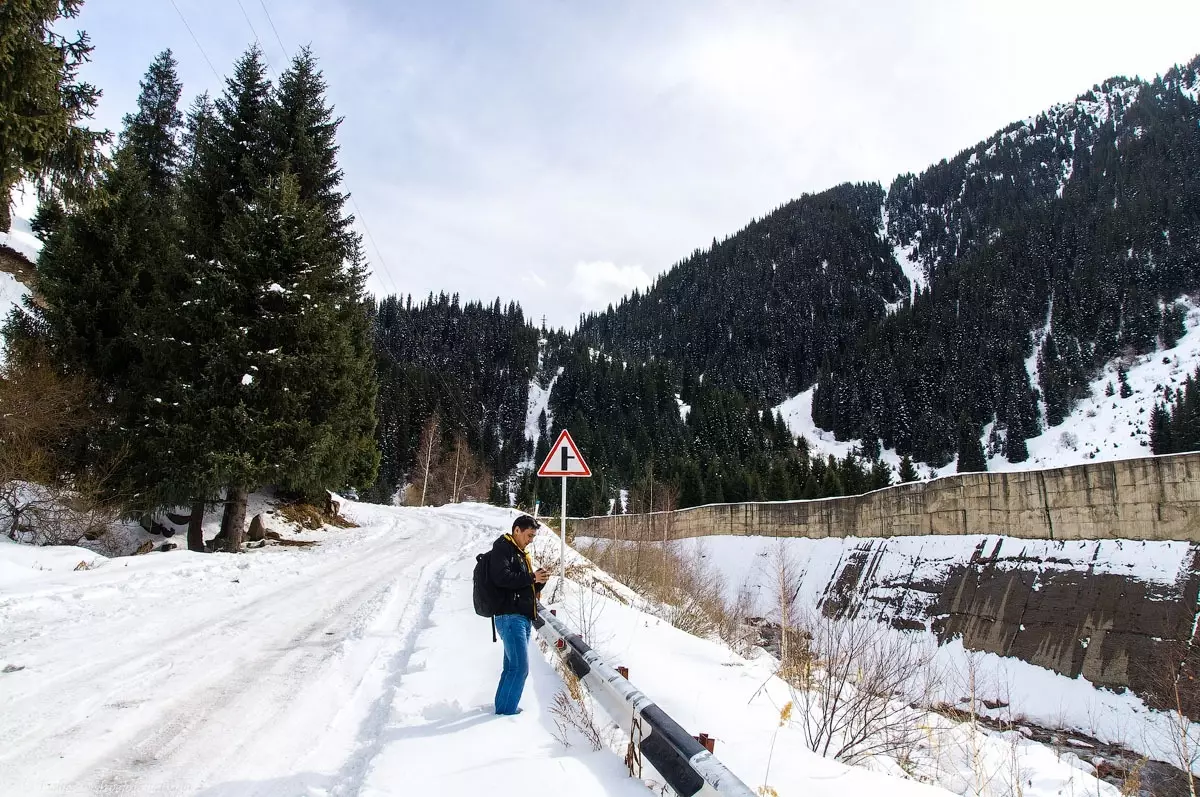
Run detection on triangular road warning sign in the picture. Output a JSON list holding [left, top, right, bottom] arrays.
[[538, 429, 592, 477]]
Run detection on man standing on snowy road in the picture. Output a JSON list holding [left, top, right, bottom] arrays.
[[489, 515, 549, 715]]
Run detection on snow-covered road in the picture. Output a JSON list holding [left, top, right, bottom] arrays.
[[0, 505, 463, 794]]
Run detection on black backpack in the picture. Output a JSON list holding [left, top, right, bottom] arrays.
[[472, 550, 505, 618]]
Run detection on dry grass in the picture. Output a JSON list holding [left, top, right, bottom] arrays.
[[277, 501, 356, 530], [548, 659, 605, 751], [575, 536, 754, 652]]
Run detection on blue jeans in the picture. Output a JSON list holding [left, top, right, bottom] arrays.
[[494, 613, 532, 715]]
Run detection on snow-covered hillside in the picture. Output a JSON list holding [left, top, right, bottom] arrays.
[[0, 188, 39, 333], [776, 296, 1200, 477]]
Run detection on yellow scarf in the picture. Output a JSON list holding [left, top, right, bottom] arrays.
[[505, 534, 538, 617]]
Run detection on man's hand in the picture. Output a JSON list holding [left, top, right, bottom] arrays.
[[534, 567, 550, 585]]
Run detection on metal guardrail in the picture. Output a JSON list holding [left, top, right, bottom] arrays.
[[534, 603, 756, 797]]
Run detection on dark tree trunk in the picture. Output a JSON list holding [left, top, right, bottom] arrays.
[[220, 486, 248, 552], [187, 500, 206, 553]]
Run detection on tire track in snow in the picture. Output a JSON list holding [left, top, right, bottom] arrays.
[[326, 549, 456, 797], [0, 514, 465, 796], [2, 530, 401, 767]]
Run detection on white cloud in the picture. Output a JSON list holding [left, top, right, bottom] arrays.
[[72, 0, 1200, 331], [569, 261, 653, 312]]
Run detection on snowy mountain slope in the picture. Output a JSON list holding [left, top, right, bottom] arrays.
[[885, 74, 1150, 280], [776, 296, 1200, 477], [519, 341, 562, 471]]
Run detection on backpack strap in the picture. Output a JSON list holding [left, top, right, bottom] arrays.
[[491, 615, 497, 643]]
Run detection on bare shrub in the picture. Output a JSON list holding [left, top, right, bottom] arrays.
[[718, 581, 759, 655], [0, 354, 122, 548], [576, 536, 757, 651], [767, 541, 805, 676], [563, 573, 608, 644], [787, 609, 938, 765], [1121, 757, 1147, 796], [1, 480, 119, 547], [656, 541, 727, 637]]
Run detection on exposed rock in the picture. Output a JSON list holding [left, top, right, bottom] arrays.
[[247, 514, 266, 542], [157, 542, 177, 553], [134, 541, 154, 555], [139, 514, 177, 538], [206, 529, 229, 553], [264, 530, 282, 541]]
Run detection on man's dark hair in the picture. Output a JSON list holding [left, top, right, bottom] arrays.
[[512, 515, 539, 531]]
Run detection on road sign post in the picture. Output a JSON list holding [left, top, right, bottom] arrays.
[[537, 429, 591, 597]]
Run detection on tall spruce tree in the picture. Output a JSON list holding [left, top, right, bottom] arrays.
[[32, 52, 185, 519], [173, 47, 277, 550], [268, 48, 379, 498], [172, 46, 378, 549], [271, 47, 355, 255], [0, 0, 106, 229]]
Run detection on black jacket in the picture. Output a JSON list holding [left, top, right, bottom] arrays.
[[488, 534, 541, 619]]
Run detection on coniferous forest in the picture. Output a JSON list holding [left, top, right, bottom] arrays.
[[3, 1, 1200, 529]]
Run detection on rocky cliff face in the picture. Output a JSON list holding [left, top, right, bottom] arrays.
[[816, 535, 1200, 707]]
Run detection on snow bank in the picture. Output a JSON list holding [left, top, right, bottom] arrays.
[[0, 535, 108, 584]]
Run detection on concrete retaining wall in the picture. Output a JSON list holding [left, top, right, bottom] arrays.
[[570, 452, 1200, 543]]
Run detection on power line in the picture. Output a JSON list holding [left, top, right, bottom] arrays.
[[233, 0, 263, 47], [348, 194, 403, 300], [231, 0, 280, 80], [257, 0, 290, 63], [167, 0, 220, 79]]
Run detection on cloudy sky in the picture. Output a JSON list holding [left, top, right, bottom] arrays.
[[72, 1, 1200, 329]]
